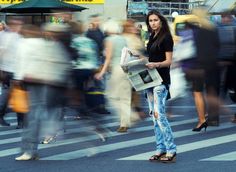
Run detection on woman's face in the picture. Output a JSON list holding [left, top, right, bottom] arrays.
[[148, 14, 161, 32]]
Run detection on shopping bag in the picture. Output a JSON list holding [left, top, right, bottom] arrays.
[[8, 85, 29, 113]]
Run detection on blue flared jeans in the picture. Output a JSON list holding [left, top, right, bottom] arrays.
[[146, 84, 177, 155]]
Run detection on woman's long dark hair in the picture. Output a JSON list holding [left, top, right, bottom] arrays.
[[146, 10, 171, 48]]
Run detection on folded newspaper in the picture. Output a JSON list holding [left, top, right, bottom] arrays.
[[120, 47, 162, 91]]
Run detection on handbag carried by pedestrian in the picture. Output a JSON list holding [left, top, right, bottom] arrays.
[[8, 83, 29, 113]]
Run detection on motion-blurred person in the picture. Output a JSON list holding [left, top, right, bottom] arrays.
[[69, 21, 99, 114], [86, 14, 110, 114], [180, 7, 221, 129], [69, 21, 110, 142], [0, 18, 25, 128], [137, 23, 148, 46], [95, 19, 132, 133], [15, 23, 71, 160], [86, 14, 105, 63], [217, 11, 236, 122], [145, 10, 177, 163], [41, 23, 75, 144], [0, 21, 10, 127], [122, 19, 146, 121], [0, 20, 6, 33]]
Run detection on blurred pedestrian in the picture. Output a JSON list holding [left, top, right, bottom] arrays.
[[137, 23, 148, 46], [86, 14, 105, 63], [145, 10, 177, 163], [15, 23, 71, 160], [85, 14, 110, 114], [0, 20, 6, 32], [0, 20, 10, 127], [41, 23, 74, 144], [69, 21, 111, 142], [181, 7, 221, 129], [216, 11, 236, 122], [0, 18, 25, 128], [69, 21, 99, 113], [95, 19, 132, 133], [122, 19, 146, 121]]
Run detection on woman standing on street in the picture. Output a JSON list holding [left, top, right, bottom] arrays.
[[145, 10, 177, 163]]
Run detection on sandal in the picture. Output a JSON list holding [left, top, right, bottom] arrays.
[[149, 152, 166, 162], [160, 153, 177, 163]]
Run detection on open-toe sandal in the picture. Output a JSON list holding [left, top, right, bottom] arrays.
[[160, 153, 176, 163], [149, 152, 166, 162]]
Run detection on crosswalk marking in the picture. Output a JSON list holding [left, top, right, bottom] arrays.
[[118, 123, 236, 160], [200, 151, 236, 161], [0, 115, 119, 136], [0, 121, 119, 146], [0, 120, 119, 137], [1, 113, 236, 161], [41, 122, 236, 160], [0, 117, 196, 146], [0, 118, 197, 158]]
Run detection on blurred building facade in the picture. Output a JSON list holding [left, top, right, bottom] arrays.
[[0, 0, 235, 23], [127, 0, 205, 21]]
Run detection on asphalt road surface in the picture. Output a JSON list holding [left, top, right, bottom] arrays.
[[0, 94, 236, 172]]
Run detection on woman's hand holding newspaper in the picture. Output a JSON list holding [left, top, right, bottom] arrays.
[[146, 62, 161, 69]]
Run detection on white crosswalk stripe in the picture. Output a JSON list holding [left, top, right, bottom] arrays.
[[200, 151, 236, 161], [0, 117, 195, 157], [118, 124, 236, 160], [0, 113, 236, 162], [43, 122, 236, 160]]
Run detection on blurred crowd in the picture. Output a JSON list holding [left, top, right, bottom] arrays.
[[0, 7, 235, 161], [172, 7, 236, 130], [0, 13, 147, 160]]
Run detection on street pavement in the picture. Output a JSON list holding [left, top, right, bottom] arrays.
[[0, 94, 236, 172]]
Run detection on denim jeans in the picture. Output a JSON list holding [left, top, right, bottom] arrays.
[[21, 84, 65, 155], [146, 84, 176, 155]]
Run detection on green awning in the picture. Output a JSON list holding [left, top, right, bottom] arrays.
[[0, 0, 87, 13]]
